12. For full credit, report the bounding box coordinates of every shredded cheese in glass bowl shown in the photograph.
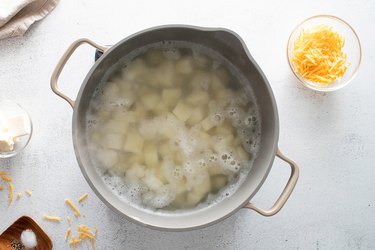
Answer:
[287,15,361,91]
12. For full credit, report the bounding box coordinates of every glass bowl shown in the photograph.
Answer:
[0,100,32,158]
[287,15,362,92]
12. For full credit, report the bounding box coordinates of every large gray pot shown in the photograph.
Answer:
[51,25,299,231]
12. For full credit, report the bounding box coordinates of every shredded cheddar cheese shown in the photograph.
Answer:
[68,224,97,250]
[8,182,13,205]
[78,193,88,203]
[17,192,22,199]
[67,216,72,225]
[65,228,71,240]
[1,175,12,181]
[65,198,81,217]
[0,185,3,191]
[69,235,81,250]
[291,24,348,84]
[43,214,61,221]
[0,171,8,175]
[25,189,32,196]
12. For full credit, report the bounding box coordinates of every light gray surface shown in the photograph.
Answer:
[0,0,374,249]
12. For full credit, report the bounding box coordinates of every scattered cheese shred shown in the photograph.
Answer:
[79,231,94,239]
[17,192,22,199]
[25,189,32,196]
[65,228,71,241]
[0,185,3,191]
[69,235,82,250]
[67,224,97,250]
[77,225,90,233]
[67,216,72,225]
[8,182,13,205]
[291,24,348,84]
[43,214,61,221]
[0,171,8,175]
[1,175,12,181]
[65,198,81,217]
[78,193,88,203]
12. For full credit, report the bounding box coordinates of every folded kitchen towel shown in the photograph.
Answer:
[0,0,58,40]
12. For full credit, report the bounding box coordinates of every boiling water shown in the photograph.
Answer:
[86,41,261,212]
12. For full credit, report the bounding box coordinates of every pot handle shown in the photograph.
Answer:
[50,38,108,108]
[243,148,299,216]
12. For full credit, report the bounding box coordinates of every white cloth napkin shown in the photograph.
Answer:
[0,0,58,40]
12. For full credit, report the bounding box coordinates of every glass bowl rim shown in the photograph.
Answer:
[286,14,362,92]
[0,99,33,158]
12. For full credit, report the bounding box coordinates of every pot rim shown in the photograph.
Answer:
[72,24,279,231]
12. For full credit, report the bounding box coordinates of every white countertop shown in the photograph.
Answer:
[1,0,374,249]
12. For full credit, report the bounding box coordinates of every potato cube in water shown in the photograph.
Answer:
[212,175,227,192]
[144,143,159,167]
[185,91,209,106]
[201,116,215,131]
[176,57,193,74]
[127,165,146,179]
[143,171,163,191]
[207,164,223,175]
[154,101,168,115]
[173,101,193,122]
[187,106,206,126]
[146,49,164,67]
[141,93,160,110]
[102,133,124,150]
[96,149,118,168]
[103,82,120,100]
[128,153,145,166]
[237,146,250,161]
[187,176,210,206]
[124,132,144,153]
[162,88,182,107]
[103,119,129,134]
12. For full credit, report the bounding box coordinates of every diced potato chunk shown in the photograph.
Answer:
[174,179,187,194]
[210,74,225,91]
[155,60,174,87]
[90,132,101,144]
[215,122,233,135]
[172,101,193,122]
[103,82,120,100]
[201,116,215,131]
[212,175,227,191]
[155,167,168,184]
[207,164,222,175]
[176,57,193,74]
[96,149,118,168]
[102,133,124,150]
[237,146,250,161]
[140,93,160,110]
[144,143,159,167]
[185,91,209,106]
[103,119,129,134]
[142,172,163,191]
[127,153,145,165]
[162,88,182,107]
[187,176,210,206]
[124,132,144,153]
[187,106,206,126]
[127,165,145,179]
[154,101,168,115]
[158,143,172,157]
[198,131,210,141]
[146,49,164,66]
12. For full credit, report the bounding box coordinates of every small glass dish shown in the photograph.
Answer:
[287,15,362,92]
[0,100,32,158]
